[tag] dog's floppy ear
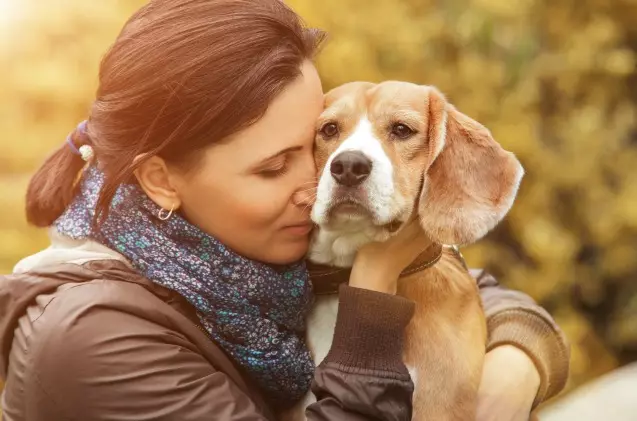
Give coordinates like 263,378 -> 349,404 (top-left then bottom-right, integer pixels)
418,87 -> 524,245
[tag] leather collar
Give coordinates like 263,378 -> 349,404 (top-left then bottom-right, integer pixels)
309,244 -> 468,296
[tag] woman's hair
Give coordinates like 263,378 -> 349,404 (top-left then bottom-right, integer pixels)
26,0 -> 326,227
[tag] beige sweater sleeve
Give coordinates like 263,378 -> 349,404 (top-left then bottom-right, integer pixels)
473,269 -> 570,409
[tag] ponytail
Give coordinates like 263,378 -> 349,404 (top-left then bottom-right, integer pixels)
25,126 -> 90,227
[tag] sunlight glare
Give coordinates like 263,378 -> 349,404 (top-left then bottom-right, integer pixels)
0,0 -> 20,26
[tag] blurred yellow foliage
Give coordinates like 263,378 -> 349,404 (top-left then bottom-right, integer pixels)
0,0 -> 635,400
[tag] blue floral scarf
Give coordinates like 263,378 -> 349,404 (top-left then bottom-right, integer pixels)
55,165 -> 315,406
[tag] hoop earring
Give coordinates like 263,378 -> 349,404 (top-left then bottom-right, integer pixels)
158,204 -> 175,221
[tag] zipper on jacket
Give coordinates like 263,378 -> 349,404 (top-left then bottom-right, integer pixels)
194,322 -> 212,339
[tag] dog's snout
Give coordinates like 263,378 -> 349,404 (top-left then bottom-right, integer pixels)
330,151 -> 372,187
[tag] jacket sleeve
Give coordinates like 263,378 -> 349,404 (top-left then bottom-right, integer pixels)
26,286 -> 271,421
307,285 -> 416,421
473,269 -> 570,408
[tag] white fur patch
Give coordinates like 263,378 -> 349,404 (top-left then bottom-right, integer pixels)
306,295 -> 339,366
309,226 -> 383,267
407,364 -> 418,387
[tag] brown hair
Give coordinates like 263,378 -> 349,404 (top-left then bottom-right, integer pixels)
26,0 -> 326,227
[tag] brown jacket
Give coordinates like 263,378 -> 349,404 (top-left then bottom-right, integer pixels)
0,241 -> 569,420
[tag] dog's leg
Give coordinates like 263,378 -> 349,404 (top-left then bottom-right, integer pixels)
407,320 -> 486,420
401,258 -> 487,421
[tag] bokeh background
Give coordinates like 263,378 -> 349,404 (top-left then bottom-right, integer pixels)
1,0 -> 636,413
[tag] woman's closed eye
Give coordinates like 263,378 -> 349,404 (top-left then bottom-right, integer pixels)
259,159 -> 289,178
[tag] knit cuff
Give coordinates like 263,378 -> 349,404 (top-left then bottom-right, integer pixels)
486,308 -> 570,409
323,285 -> 415,378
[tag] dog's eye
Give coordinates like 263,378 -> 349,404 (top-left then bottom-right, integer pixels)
319,122 -> 339,139
391,123 -> 415,139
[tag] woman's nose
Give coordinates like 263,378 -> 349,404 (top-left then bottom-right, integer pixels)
292,181 -> 317,207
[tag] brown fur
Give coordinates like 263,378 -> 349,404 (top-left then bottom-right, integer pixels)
314,81 -> 524,420
399,250 -> 486,421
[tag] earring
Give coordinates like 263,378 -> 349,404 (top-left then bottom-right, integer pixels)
158,203 -> 175,221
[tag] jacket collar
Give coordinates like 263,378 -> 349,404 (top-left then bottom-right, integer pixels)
13,228 -> 131,274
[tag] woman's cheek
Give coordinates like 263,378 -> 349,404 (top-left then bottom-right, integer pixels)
235,182 -> 292,225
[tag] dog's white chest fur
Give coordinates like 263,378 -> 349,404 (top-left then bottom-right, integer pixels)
282,295 -> 339,415
306,295 -> 339,366
308,223 -> 390,268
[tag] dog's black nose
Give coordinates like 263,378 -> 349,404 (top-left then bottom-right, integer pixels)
330,151 -> 372,187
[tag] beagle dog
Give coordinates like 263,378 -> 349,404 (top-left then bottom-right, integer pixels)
288,81 -> 524,421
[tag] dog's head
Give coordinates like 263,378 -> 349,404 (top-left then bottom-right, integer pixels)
310,81 -> 523,264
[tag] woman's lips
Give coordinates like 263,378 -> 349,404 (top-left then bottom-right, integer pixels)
282,222 -> 314,236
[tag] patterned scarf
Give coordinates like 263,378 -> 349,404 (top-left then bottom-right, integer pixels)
55,165 -> 315,406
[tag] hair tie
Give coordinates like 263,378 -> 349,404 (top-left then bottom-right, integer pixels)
66,120 -> 94,162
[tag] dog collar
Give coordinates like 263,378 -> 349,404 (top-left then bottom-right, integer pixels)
309,244 -> 468,296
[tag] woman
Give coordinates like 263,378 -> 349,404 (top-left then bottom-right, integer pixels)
0,1 -> 569,420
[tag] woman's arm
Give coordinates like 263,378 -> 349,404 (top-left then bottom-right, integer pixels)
475,269 -> 570,408
307,285 -> 415,421
306,220 -> 429,421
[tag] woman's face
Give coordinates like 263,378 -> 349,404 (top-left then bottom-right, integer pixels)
169,61 -> 323,264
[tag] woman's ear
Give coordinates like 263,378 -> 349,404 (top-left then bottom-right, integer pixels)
134,155 -> 182,211
418,87 -> 524,245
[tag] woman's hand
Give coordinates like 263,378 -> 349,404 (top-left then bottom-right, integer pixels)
349,219 -> 431,295
476,345 -> 541,421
